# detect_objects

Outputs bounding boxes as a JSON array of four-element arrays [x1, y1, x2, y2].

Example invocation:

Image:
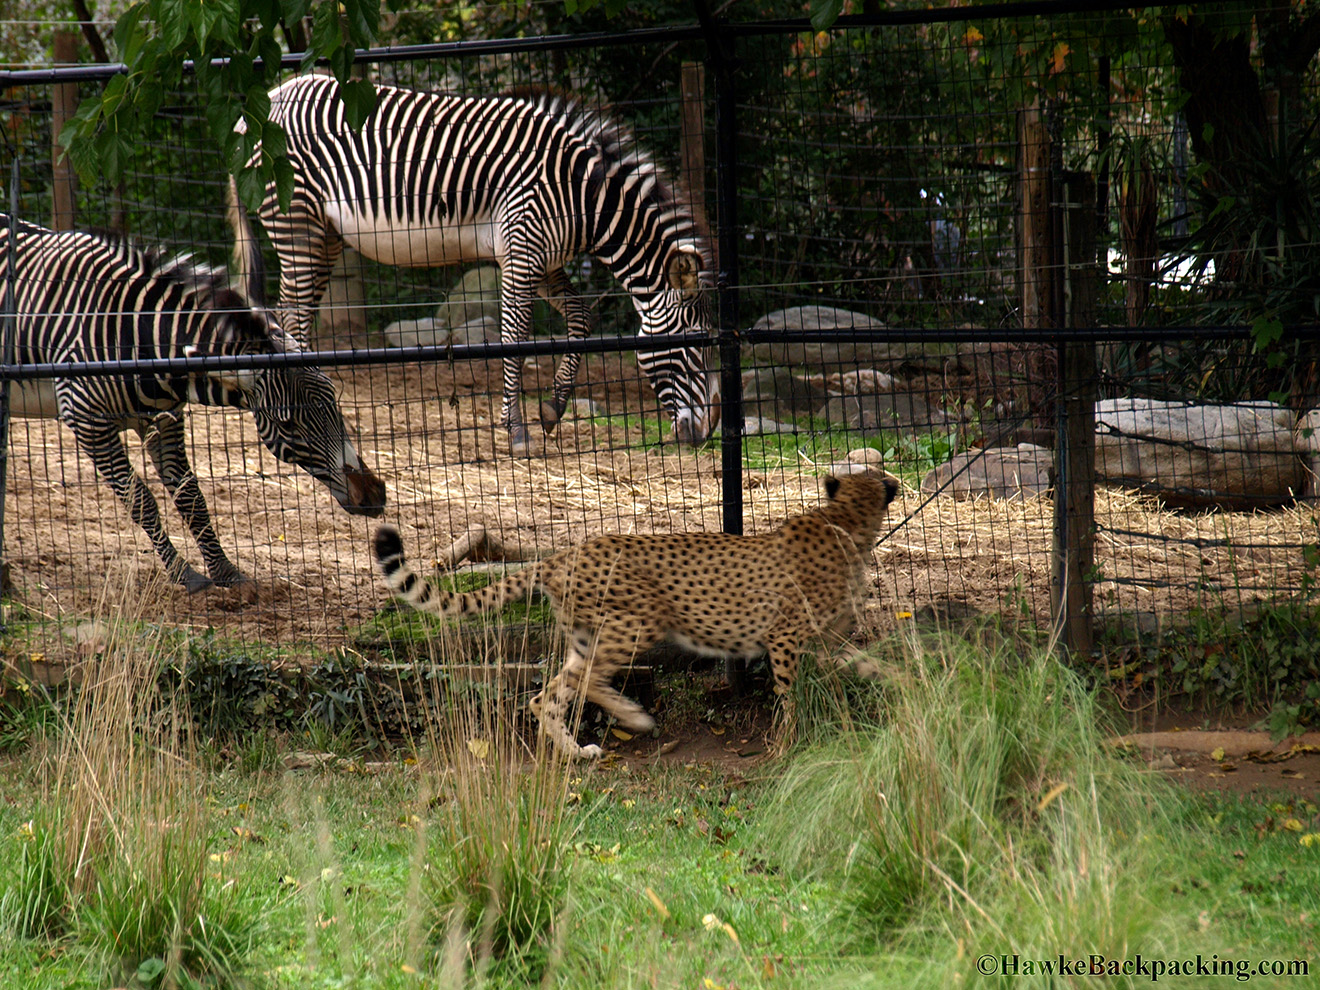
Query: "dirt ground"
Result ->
[[3, 349, 1314, 665]]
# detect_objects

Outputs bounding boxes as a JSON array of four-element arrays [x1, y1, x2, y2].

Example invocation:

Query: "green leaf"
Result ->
[[236, 163, 270, 214], [260, 119, 288, 160], [257, 35, 285, 80], [346, 0, 380, 47], [273, 154, 297, 213], [326, 43, 354, 84], [340, 79, 378, 130], [113, 3, 146, 56], [280, 0, 310, 26], [309, 1, 343, 57], [809, 0, 844, 33], [159, 0, 191, 51], [135, 957, 167, 987]]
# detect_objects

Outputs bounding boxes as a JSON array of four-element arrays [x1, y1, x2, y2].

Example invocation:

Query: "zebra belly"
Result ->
[[332, 212, 499, 269]]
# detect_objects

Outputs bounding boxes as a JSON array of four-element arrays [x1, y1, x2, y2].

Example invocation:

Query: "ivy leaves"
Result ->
[[57, 0, 388, 213]]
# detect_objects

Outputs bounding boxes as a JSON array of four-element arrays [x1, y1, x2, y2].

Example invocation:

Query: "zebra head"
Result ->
[[246, 362, 387, 518], [202, 288, 387, 518], [633, 247, 721, 445]]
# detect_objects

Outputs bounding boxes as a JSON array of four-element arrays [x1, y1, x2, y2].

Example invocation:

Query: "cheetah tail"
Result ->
[[373, 525, 526, 617]]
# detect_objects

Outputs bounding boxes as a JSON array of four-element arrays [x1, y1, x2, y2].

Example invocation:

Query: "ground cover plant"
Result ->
[[2, 589, 1318, 988]]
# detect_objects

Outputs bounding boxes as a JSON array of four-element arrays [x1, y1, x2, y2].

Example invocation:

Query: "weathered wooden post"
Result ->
[[1053, 171, 1098, 657], [679, 62, 712, 262], [51, 30, 80, 231], [1021, 103, 1097, 655], [1018, 102, 1052, 329]]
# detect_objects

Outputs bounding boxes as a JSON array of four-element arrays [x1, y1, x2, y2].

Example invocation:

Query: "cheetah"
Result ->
[[373, 470, 900, 758]]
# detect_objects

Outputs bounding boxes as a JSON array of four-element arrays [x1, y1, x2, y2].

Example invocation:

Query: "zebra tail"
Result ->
[[226, 175, 268, 307], [373, 526, 531, 618]]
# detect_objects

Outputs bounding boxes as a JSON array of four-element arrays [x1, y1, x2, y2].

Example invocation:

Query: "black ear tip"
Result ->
[[825, 476, 841, 499], [885, 477, 899, 501], [374, 526, 403, 562]]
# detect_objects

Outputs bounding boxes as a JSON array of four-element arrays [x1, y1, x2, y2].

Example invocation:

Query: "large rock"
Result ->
[[1094, 398, 1306, 508], [381, 316, 448, 349], [817, 392, 952, 431], [316, 248, 368, 345], [741, 366, 830, 421], [1298, 409, 1320, 496], [922, 444, 1053, 501], [382, 266, 504, 349], [437, 266, 501, 329], [749, 306, 960, 371]]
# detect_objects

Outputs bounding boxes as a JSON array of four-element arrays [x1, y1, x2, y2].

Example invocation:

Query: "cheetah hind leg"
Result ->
[[531, 639, 610, 760], [578, 616, 661, 734], [533, 619, 661, 759]]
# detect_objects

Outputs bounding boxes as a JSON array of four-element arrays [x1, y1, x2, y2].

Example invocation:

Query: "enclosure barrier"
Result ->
[[1, 1, 1316, 675]]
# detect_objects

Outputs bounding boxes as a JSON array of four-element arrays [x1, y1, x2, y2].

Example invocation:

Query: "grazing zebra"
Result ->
[[233, 74, 719, 455], [0, 213, 386, 593]]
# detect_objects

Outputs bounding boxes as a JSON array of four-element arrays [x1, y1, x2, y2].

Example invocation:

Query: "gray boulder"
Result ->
[[380, 316, 448, 349], [818, 392, 952, 431], [1094, 398, 1306, 508], [749, 305, 960, 371], [437, 266, 502, 329], [741, 366, 830, 422], [922, 443, 1053, 501]]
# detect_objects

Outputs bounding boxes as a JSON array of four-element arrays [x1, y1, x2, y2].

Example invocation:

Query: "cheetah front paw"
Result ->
[[618, 712, 657, 734], [577, 743, 604, 760]]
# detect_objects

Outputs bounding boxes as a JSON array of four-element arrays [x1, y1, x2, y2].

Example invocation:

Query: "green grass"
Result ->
[[2, 628, 1318, 989]]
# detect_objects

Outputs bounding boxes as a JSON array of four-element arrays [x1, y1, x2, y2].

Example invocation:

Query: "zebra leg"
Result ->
[[499, 275, 538, 456], [141, 414, 251, 589], [70, 419, 212, 593], [536, 269, 593, 432]]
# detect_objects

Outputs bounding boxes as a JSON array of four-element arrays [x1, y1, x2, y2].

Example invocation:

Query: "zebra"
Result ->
[[0, 212, 386, 593], [233, 74, 720, 455]]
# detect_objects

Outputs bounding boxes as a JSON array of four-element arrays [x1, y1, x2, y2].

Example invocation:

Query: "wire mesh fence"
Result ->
[[1, 2, 1317, 671]]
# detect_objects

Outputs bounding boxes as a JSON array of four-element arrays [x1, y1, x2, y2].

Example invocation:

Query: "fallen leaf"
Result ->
[[1211, 746, 1226, 762], [645, 886, 671, 920], [467, 738, 490, 760], [1037, 781, 1069, 812], [611, 728, 633, 741]]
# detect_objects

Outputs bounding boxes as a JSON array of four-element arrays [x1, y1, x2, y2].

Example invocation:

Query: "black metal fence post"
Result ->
[[0, 162, 19, 596], [699, 6, 743, 536]]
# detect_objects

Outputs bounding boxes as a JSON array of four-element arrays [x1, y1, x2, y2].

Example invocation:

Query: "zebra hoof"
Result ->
[[508, 425, 536, 457], [216, 575, 259, 603], [176, 567, 214, 595], [539, 399, 564, 434]]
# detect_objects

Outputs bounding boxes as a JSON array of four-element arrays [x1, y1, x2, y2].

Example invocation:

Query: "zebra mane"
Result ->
[[77, 227, 233, 305], [506, 86, 713, 253], [72, 226, 283, 348]]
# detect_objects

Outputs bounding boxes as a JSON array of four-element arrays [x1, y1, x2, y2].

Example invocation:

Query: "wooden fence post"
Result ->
[[51, 30, 80, 231], [1018, 103, 1052, 329], [679, 62, 711, 263], [1022, 103, 1098, 656], [1053, 172, 1098, 657]]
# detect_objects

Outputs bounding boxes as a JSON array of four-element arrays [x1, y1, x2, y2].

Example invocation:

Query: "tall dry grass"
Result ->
[[5, 570, 260, 987]]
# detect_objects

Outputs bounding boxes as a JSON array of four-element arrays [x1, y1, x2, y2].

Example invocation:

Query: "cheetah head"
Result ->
[[824, 469, 901, 529]]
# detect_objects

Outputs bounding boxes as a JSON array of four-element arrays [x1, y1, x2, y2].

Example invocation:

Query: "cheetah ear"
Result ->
[[825, 476, 841, 500], [665, 248, 704, 300]]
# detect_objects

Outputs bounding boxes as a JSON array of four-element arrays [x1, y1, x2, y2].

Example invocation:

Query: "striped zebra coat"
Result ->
[[234, 74, 719, 454], [1, 214, 385, 593]]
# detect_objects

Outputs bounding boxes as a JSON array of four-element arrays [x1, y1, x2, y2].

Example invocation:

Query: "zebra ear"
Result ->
[[666, 249, 704, 300]]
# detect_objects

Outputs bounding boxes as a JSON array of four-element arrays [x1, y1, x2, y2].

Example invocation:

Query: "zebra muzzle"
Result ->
[[343, 466, 388, 517]]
